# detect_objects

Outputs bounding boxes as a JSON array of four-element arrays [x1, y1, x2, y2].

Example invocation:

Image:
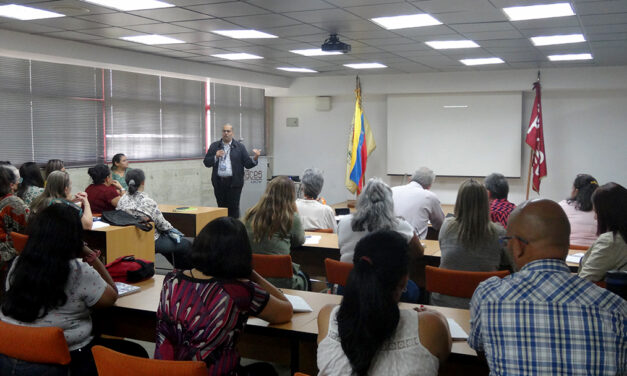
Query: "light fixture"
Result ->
[[371, 13, 442, 30], [460, 57, 505, 66], [120, 35, 185, 45], [277, 67, 318, 73], [443, 105, 469, 108], [548, 53, 592, 61], [343, 63, 387, 69], [290, 49, 343, 56], [426, 40, 480, 49], [0, 4, 64, 20], [212, 30, 278, 39], [503, 3, 574, 21], [531, 34, 585, 46], [82, 0, 174, 11], [211, 53, 263, 60]]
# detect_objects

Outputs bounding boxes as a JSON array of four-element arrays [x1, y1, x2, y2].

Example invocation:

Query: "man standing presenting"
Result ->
[[392, 167, 445, 239], [468, 199, 626, 375], [203, 124, 260, 218]]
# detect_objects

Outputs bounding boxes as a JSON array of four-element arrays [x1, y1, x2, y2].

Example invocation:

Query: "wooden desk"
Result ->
[[158, 205, 228, 237], [99, 275, 476, 375], [84, 224, 155, 263]]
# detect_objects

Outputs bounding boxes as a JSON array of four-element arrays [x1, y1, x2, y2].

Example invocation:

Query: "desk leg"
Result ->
[[290, 337, 300, 375]]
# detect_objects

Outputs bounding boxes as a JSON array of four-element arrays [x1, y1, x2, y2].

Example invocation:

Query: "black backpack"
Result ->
[[101, 210, 153, 232]]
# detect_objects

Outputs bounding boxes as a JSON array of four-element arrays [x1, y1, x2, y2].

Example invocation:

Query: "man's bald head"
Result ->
[[507, 199, 571, 267]]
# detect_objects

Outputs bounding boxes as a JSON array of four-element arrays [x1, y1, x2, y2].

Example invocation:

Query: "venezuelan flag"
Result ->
[[345, 78, 376, 194]]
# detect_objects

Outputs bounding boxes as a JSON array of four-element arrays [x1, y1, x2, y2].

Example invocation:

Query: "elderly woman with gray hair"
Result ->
[[296, 168, 337, 232], [337, 178, 424, 302]]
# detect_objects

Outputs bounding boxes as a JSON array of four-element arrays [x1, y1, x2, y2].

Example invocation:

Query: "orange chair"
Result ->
[[92, 345, 207, 376], [425, 266, 510, 299], [309, 228, 334, 233], [325, 258, 354, 287], [294, 373, 311, 376], [569, 244, 589, 251], [251, 254, 293, 279], [0, 320, 71, 365], [10, 232, 28, 254]]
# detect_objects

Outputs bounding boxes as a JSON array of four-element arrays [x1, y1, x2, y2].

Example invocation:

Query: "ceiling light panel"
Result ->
[[211, 53, 263, 60], [371, 14, 442, 30], [460, 57, 505, 66], [548, 53, 592, 61], [277, 67, 317, 73], [531, 34, 585, 46], [212, 30, 278, 39], [120, 34, 185, 45], [344, 63, 387, 69], [426, 40, 480, 49], [0, 4, 64, 20], [290, 49, 343, 56], [503, 3, 575, 21], [82, 0, 174, 11]]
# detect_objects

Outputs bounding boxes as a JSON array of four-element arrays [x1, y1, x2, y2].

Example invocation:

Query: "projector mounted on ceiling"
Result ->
[[321, 34, 351, 54]]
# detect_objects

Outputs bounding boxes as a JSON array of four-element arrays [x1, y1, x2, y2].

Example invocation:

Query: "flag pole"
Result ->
[[525, 71, 541, 200]]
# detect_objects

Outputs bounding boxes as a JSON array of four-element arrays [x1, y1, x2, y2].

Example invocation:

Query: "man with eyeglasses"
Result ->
[[468, 199, 627, 375]]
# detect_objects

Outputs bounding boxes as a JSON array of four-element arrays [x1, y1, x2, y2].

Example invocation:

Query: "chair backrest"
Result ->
[[309, 228, 333, 233], [0, 320, 71, 365], [92, 345, 207, 376], [425, 266, 510, 299], [325, 258, 354, 286], [10, 232, 28, 254], [251, 254, 293, 279], [569, 244, 589, 250]]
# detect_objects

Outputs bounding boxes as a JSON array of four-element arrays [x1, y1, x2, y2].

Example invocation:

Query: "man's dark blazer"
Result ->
[[203, 139, 257, 188]]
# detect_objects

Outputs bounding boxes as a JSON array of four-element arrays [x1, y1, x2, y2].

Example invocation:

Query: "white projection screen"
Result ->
[[387, 92, 522, 177]]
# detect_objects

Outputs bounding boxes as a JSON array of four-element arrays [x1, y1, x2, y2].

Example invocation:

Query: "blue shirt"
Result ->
[[468, 258, 627, 375]]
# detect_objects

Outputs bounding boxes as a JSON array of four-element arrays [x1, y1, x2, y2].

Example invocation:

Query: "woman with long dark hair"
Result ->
[[435, 179, 513, 308], [16, 162, 44, 206], [110, 153, 130, 191], [579, 182, 627, 281], [85, 164, 124, 214], [559, 174, 599, 247], [156, 217, 292, 375], [317, 230, 451, 376], [44, 159, 65, 181], [0, 204, 147, 375]]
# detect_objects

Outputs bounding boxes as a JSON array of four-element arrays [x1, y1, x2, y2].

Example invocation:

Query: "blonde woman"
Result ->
[[30, 170, 93, 230], [243, 176, 306, 290]]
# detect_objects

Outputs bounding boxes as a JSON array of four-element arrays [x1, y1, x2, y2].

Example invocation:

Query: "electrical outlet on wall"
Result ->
[[286, 117, 298, 127]]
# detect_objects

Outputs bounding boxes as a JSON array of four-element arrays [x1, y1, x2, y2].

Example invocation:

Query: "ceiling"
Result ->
[[1, 0, 626, 77]]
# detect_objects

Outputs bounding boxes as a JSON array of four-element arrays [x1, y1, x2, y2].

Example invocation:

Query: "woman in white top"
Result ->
[[558, 174, 599, 247], [317, 230, 451, 376], [295, 168, 337, 232]]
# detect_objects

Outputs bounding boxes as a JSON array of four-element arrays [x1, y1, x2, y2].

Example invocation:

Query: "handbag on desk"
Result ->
[[106, 255, 154, 283], [102, 210, 153, 232]]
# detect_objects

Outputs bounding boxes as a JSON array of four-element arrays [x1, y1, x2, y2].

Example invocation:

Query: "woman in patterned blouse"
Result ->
[[155, 216, 293, 375], [16, 162, 45, 207]]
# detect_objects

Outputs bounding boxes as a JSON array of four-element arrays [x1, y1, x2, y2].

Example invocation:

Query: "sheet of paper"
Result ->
[[285, 294, 313, 313], [247, 317, 269, 327], [91, 221, 110, 229], [304, 235, 321, 245], [115, 282, 141, 297], [447, 318, 468, 340], [566, 252, 584, 264]]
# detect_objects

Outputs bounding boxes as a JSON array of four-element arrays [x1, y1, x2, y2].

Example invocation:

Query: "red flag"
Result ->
[[525, 81, 547, 193]]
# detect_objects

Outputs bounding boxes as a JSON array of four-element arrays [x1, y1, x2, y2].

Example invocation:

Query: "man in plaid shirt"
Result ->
[[468, 199, 626, 375]]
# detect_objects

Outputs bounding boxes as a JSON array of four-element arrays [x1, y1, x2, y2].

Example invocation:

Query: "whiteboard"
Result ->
[[387, 92, 522, 177]]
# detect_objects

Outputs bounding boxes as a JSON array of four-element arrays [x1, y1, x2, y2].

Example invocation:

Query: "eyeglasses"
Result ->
[[499, 235, 529, 247], [48, 198, 83, 218]]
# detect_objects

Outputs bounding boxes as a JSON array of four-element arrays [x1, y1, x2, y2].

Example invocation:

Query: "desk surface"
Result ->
[[116, 274, 474, 356], [158, 205, 226, 215]]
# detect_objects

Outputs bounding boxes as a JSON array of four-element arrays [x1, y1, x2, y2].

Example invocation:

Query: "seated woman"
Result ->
[[155, 217, 293, 376], [17, 162, 45, 206], [110, 153, 130, 191], [117, 169, 192, 270], [558, 174, 599, 247], [85, 164, 124, 214], [317, 230, 451, 376], [296, 168, 337, 232], [0, 204, 147, 375], [578, 182, 627, 282], [44, 159, 65, 181], [0, 166, 29, 288], [244, 176, 307, 290], [30, 170, 93, 230], [434, 179, 513, 309]]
